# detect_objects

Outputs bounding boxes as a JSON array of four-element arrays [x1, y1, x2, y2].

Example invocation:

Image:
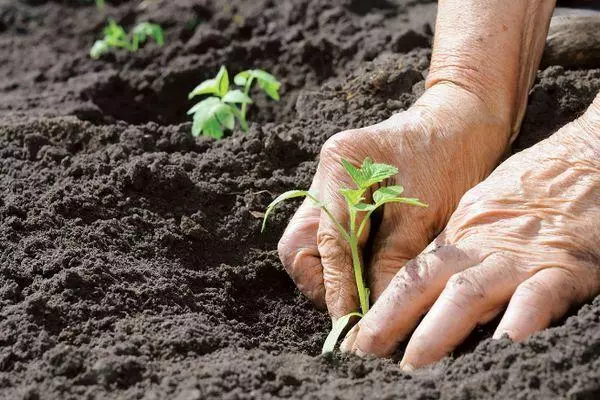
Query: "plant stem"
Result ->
[[350, 236, 369, 315], [241, 76, 254, 122]]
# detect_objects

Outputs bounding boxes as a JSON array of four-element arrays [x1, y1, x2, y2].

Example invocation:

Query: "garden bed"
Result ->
[[1, 0, 600, 398]]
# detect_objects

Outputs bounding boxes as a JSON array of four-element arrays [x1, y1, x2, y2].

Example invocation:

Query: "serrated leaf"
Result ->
[[342, 158, 398, 189], [373, 185, 404, 204], [322, 312, 362, 354], [222, 89, 253, 104], [215, 66, 229, 97], [188, 79, 219, 99], [262, 190, 314, 232], [340, 188, 365, 207]]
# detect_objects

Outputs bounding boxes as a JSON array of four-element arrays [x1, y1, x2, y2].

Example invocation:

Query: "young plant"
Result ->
[[187, 66, 281, 139], [261, 158, 427, 354], [90, 20, 164, 59]]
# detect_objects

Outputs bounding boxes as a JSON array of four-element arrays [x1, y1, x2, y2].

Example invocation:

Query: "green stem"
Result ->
[[305, 193, 351, 242], [350, 235, 369, 315], [241, 76, 254, 122]]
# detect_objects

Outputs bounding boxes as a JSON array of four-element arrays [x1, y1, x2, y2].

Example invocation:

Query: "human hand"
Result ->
[[277, 83, 512, 319], [341, 98, 600, 369]]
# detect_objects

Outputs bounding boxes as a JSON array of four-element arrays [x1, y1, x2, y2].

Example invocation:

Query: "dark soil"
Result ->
[[1, 0, 599, 399]]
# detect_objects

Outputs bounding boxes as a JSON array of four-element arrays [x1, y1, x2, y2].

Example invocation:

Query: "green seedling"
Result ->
[[187, 66, 281, 139], [90, 20, 164, 59], [262, 158, 427, 354], [96, 0, 105, 11]]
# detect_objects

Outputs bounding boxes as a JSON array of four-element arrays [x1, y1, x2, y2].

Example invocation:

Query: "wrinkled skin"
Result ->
[[278, 82, 512, 319], [340, 103, 600, 369]]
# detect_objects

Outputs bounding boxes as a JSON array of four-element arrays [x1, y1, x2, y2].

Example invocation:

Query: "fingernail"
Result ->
[[340, 325, 359, 353], [400, 360, 415, 372]]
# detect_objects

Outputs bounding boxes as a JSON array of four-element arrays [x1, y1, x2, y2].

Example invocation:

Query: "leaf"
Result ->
[[222, 89, 253, 104], [234, 69, 281, 100], [321, 312, 363, 354], [342, 158, 398, 189], [132, 22, 165, 46], [189, 97, 236, 138], [377, 197, 428, 208], [90, 40, 109, 59], [215, 66, 230, 97], [104, 19, 127, 41], [188, 79, 219, 99], [340, 188, 364, 207], [373, 185, 404, 204], [352, 202, 377, 212], [234, 71, 250, 86], [258, 79, 281, 101], [187, 96, 221, 115], [262, 190, 314, 232]]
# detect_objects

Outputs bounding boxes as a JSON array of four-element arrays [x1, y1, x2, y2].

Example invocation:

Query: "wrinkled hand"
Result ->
[[341, 100, 600, 370], [277, 83, 512, 319]]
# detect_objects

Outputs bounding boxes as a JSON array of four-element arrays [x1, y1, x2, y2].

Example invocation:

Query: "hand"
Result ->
[[277, 82, 512, 319], [340, 99, 600, 370]]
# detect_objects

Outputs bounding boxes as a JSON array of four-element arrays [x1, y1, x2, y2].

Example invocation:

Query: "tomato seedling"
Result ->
[[262, 157, 427, 353], [187, 66, 281, 138], [90, 20, 164, 59]]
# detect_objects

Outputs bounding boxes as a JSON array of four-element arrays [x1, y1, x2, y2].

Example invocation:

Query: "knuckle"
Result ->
[[393, 256, 432, 296], [355, 322, 388, 352], [316, 230, 346, 260], [515, 279, 550, 300], [320, 130, 363, 162], [444, 271, 488, 307]]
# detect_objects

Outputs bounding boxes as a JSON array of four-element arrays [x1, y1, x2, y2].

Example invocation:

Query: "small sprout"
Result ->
[[262, 158, 428, 354], [96, 0, 105, 11], [187, 66, 281, 139], [90, 20, 164, 59]]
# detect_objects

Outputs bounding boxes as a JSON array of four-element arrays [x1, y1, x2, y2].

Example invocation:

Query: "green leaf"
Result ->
[[132, 22, 165, 46], [187, 96, 220, 115], [104, 20, 127, 41], [340, 188, 365, 207], [233, 71, 250, 86], [188, 79, 219, 99], [222, 89, 253, 104], [352, 203, 377, 212], [90, 40, 109, 59], [377, 197, 428, 208], [234, 69, 281, 100], [261, 190, 314, 232], [342, 158, 398, 189], [215, 66, 230, 97], [373, 185, 404, 204], [321, 312, 363, 354], [189, 97, 236, 138]]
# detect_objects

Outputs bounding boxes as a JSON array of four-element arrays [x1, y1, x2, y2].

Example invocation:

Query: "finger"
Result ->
[[278, 195, 326, 309], [493, 266, 595, 341], [368, 219, 436, 303], [401, 253, 522, 370], [341, 243, 478, 357]]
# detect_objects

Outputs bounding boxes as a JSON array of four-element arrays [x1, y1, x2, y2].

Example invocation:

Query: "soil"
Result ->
[[1, 0, 599, 399]]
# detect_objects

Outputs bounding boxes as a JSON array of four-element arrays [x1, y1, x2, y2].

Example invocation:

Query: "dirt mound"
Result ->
[[1, 0, 599, 399]]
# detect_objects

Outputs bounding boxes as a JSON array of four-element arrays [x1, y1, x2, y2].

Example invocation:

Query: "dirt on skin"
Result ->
[[0, 0, 599, 399]]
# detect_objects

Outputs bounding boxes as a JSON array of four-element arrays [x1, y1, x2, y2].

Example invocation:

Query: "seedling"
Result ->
[[90, 20, 164, 59], [187, 66, 281, 138], [262, 158, 427, 353]]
